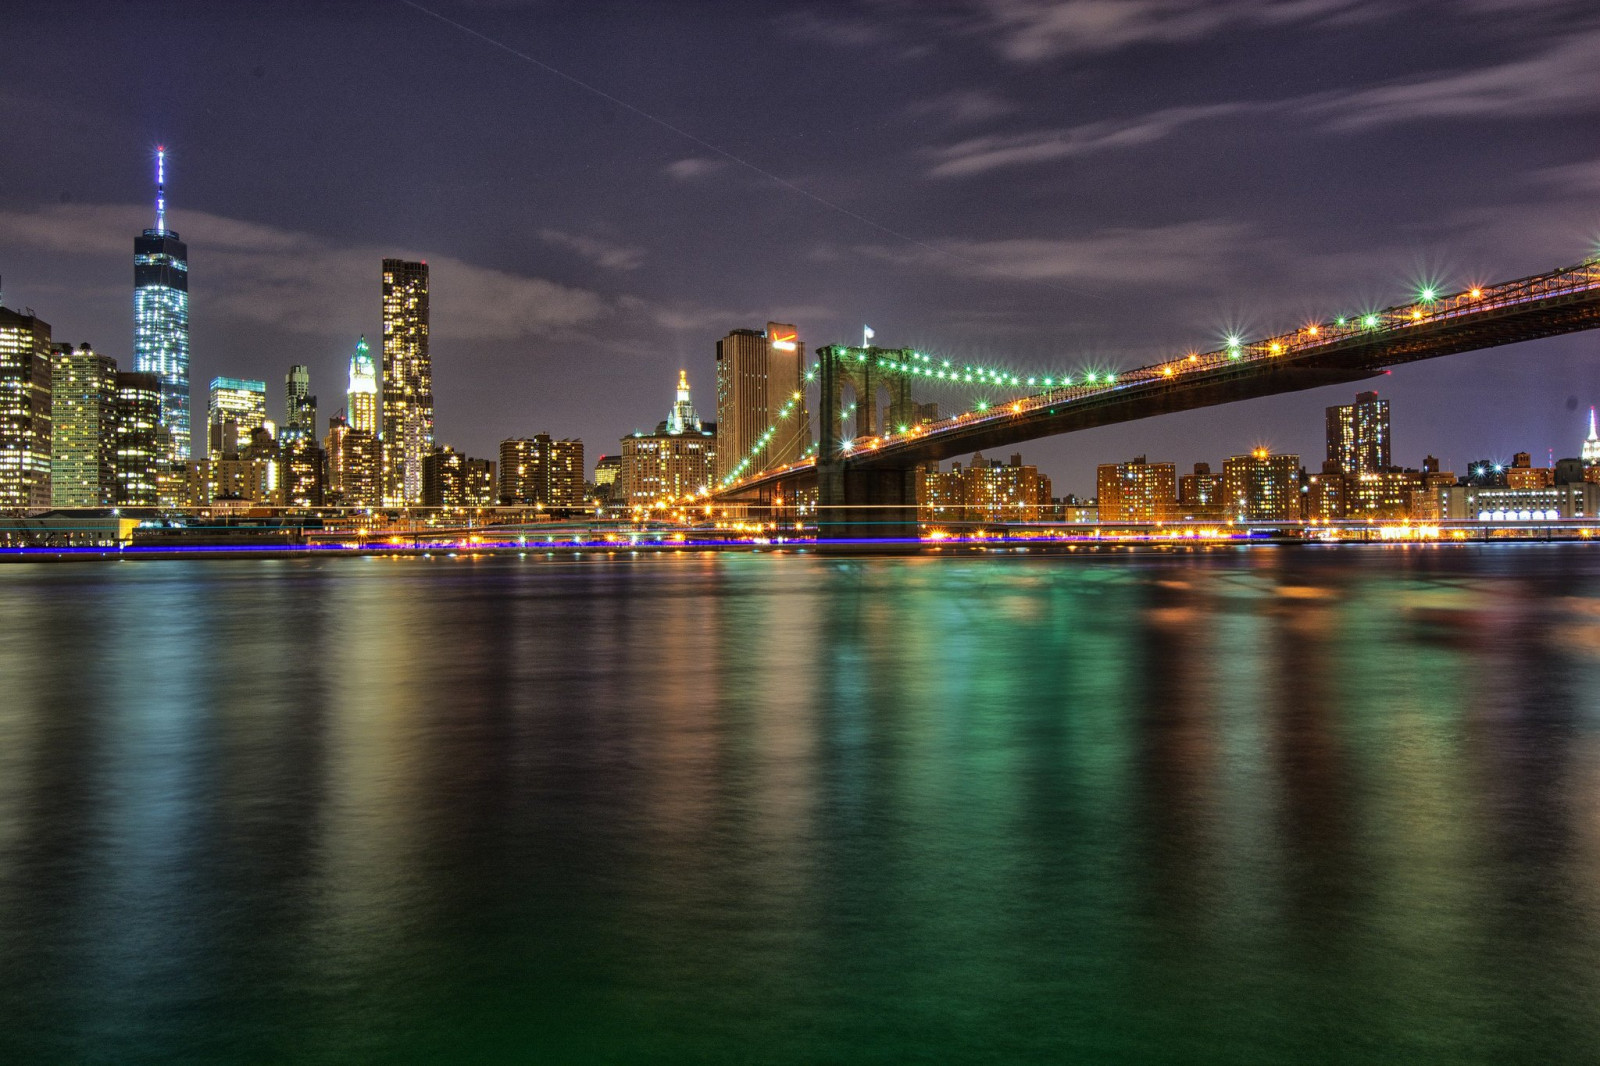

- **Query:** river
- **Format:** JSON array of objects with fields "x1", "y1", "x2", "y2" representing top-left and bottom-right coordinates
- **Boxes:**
[{"x1": 1, "y1": 546, "x2": 1598, "y2": 1063}]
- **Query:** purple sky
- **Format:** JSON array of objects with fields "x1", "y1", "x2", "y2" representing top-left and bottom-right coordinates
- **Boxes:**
[{"x1": 4, "y1": 0, "x2": 1599, "y2": 494}]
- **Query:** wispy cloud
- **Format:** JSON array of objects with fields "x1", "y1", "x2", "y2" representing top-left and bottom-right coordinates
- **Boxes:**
[
  {"x1": 970, "y1": 0, "x2": 1379, "y2": 60},
  {"x1": 777, "y1": 8, "x2": 895, "y2": 48},
  {"x1": 1311, "y1": 26, "x2": 1600, "y2": 128},
  {"x1": 539, "y1": 228, "x2": 645, "y2": 271},
  {"x1": 923, "y1": 22, "x2": 1600, "y2": 177},
  {"x1": 663, "y1": 157, "x2": 726, "y2": 181},
  {"x1": 859, "y1": 220, "x2": 1253, "y2": 284},
  {"x1": 0, "y1": 203, "x2": 606, "y2": 342},
  {"x1": 926, "y1": 104, "x2": 1252, "y2": 177},
  {"x1": 907, "y1": 89, "x2": 1018, "y2": 126}
]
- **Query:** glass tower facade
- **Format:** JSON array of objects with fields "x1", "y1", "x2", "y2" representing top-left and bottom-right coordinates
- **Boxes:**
[{"x1": 134, "y1": 147, "x2": 190, "y2": 461}]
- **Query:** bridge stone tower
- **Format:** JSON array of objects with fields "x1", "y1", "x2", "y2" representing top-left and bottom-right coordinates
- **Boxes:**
[{"x1": 817, "y1": 344, "x2": 922, "y2": 540}]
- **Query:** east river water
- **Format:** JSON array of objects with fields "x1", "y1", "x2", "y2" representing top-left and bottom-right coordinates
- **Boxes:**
[{"x1": 2, "y1": 546, "x2": 1599, "y2": 1064}]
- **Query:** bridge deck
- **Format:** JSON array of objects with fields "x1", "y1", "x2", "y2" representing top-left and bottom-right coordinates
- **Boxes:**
[{"x1": 716, "y1": 256, "x2": 1600, "y2": 499}]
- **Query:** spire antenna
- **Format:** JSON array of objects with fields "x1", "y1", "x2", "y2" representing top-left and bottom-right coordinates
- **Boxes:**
[{"x1": 155, "y1": 145, "x2": 166, "y2": 232}]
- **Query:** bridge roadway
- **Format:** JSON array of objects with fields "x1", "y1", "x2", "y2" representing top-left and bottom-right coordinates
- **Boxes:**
[{"x1": 716, "y1": 255, "x2": 1600, "y2": 538}]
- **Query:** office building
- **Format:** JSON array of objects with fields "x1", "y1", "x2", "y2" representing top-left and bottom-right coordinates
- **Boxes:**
[
  {"x1": 50, "y1": 343, "x2": 118, "y2": 507},
  {"x1": 548, "y1": 438, "x2": 584, "y2": 508},
  {"x1": 499, "y1": 434, "x2": 584, "y2": 508},
  {"x1": 1304, "y1": 461, "x2": 1348, "y2": 521},
  {"x1": 282, "y1": 432, "x2": 324, "y2": 507},
  {"x1": 284, "y1": 364, "x2": 316, "y2": 439},
  {"x1": 1096, "y1": 456, "x2": 1176, "y2": 522},
  {"x1": 381, "y1": 260, "x2": 432, "y2": 505},
  {"x1": 134, "y1": 147, "x2": 191, "y2": 460},
  {"x1": 325, "y1": 413, "x2": 349, "y2": 497},
  {"x1": 1440, "y1": 483, "x2": 1600, "y2": 521},
  {"x1": 208, "y1": 377, "x2": 267, "y2": 457},
  {"x1": 114, "y1": 371, "x2": 161, "y2": 505},
  {"x1": 0, "y1": 305, "x2": 53, "y2": 510},
  {"x1": 714, "y1": 322, "x2": 809, "y2": 483},
  {"x1": 346, "y1": 335, "x2": 378, "y2": 435},
  {"x1": 499, "y1": 437, "x2": 547, "y2": 506},
  {"x1": 1222, "y1": 450, "x2": 1299, "y2": 521},
  {"x1": 343, "y1": 428, "x2": 382, "y2": 508},
  {"x1": 593, "y1": 454, "x2": 622, "y2": 504},
  {"x1": 1346, "y1": 470, "x2": 1424, "y2": 520},
  {"x1": 1176, "y1": 462, "x2": 1224, "y2": 520},
  {"x1": 1326, "y1": 390, "x2": 1390, "y2": 475},
  {"x1": 620, "y1": 371, "x2": 717, "y2": 506}
]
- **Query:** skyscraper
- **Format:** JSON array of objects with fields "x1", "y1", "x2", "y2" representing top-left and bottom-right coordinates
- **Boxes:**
[
  {"x1": 208, "y1": 377, "x2": 267, "y2": 457},
  {"x1": 114, "y1": 371, "x2": 161, "y2": 505},
  {"x1": 134, "y1": 146, "x2": 191, "y2": 461},
  {"x1": 381, "y1": 260, "x2": 432, "y2": 505},
  {"x1": 0, "y1": 305, "x2": 53, "y2": 510},
  {"x1": 1325, "y1": 390, "x2": 1390, "y2": 475},
  {"x1": 1583, "y1": 407, "x2": 1600, "y2": 467},
  {"x1": 50, "y1": 343, "x2": 119, "y2": 507},
  {"x1": 284, "y1": 364, "x2": 316, "y2": 439},
  {"x1": 715, "y1": 322, "x2": 809, "y2": 483},
  {"x1": 346, "y1": 335, "x2": 378, "y2": 434}
]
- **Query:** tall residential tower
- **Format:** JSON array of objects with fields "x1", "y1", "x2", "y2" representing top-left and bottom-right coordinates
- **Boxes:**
[
  {"x1": 381, "y1": 260, "x2": 432, "y2": 505},
  {"x1": 1326, "y1": 390, "x2": 1390, "y2": 475},
  {"x1": 134, "y1": 146, "x2": 191, "y2": 460}
]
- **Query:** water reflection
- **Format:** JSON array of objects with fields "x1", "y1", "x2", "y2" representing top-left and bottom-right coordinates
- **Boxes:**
[{"x1": 0, "y1": 548, "x2": 1598, "y2": 1063}]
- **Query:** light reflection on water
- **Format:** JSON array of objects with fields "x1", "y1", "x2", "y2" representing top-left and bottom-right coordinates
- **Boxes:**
[{"x1": 1, "y1": 547, "x2": 1598, "y2": 1064}]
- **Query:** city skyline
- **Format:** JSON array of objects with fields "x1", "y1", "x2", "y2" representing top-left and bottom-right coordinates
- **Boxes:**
[{"x1": 4, "y1": 3, "x2": 1600, "y2": 495}]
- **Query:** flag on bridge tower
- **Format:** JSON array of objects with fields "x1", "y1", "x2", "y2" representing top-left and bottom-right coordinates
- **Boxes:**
[{"x1": 863, "y1": 325, "x2": 875, "y2": 347}]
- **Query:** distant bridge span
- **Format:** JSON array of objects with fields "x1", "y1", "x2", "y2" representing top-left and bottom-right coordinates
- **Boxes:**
[{"x1": 714, "y1": 255, "x2": 1600, "y2": 536}]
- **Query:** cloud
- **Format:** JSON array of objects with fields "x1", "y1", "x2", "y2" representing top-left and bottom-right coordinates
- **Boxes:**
[
  {"x1": 776, "y1": 9, "x2": 894, "y2": 48},
  {"x1": 859, "y1": 220, "x2": 1253, "y2": 284},
  {"x1": 925, "y1": 103, "x2": 1252, "y2": 177},
  {"x1": 907, "y1": 89, "x2": 1018, "y2": 126},
  {"x1": 663, "y1": 157, "x2": 726, "y2": 181},
  {"x1": 1311, "y1": 26, "x2": 1600, "y2": 129},
  {"x1": 0, "y1": 203, "x2": 606, "y2": 342},
  {"x1": 923, "y1": 23, "x2": 1600, "y2": 177},
  {"x1": 969, "y1": 0, "x2": 1378, "y2": 60},
  {"x1": 539, "y1": 228, "x2": 645, "y2": 271}
]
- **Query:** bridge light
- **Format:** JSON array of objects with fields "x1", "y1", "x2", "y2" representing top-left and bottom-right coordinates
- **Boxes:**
[
  {"x1": 1336, "y1": 317, "x2": 1347, "y2": 326},
  {"x1": 1188, "y1": 353, "x2": 1198, "y2": 362},
  {"x1": 976, "y1": 401, "x2": 989, "y2": 412},
  {"x1": 1364, "y1": 314, "x2": 1379, "y2": 327},
  {"x1": 1163, "y1": 367, "x2": 1174, "y2": 377},
  {"x1": 1226, "y1": 333, "x2": 1241, "y2": 347},
  {"x1": 1306, "y1": 325, "x2": 1319, "y2": 337},
  {"x1": 1420, "y1": 287, "x2": 1436, "y2": 302},
  {"x1": 1269, "y1": 342, "x2": 1282, "y2": 354},
  {"x1": 1470, "y1": 287, "x2": 1483, "y2": 298},
  {"x1": 1411, "y1": 309, "x2": 1422, "y2": 320}
]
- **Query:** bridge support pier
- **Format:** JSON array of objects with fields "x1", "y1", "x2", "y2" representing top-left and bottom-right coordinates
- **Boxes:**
[{"x1": 817, "y1": 461, "x2": 919, "y2": 541}]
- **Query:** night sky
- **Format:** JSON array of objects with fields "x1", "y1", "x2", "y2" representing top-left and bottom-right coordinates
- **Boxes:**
[{"x1": 4, "y1": 0, "x2": 1598, "y2": 494}]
